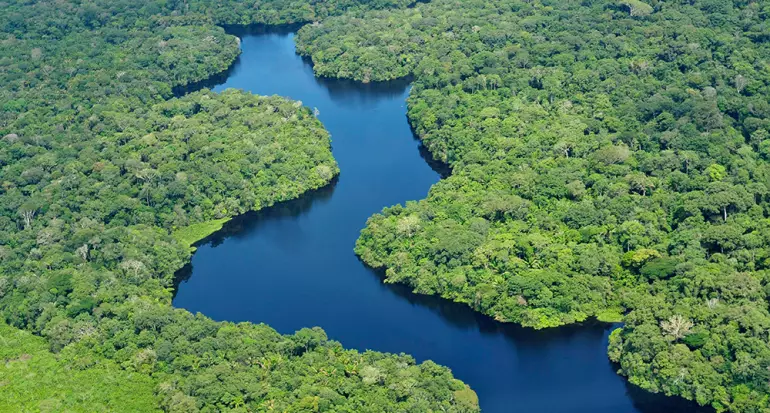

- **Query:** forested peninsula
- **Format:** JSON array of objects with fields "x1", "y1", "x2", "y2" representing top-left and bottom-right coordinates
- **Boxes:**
[
  {"x1": 294, "y1": 0, "x2": 770, "y2": 412},
  {"x1": 0, "y1": 0, "x2": 477, "y2": 412},
  {"x1": 5, "y1": 0, "x2": 770, "y2": 412}
]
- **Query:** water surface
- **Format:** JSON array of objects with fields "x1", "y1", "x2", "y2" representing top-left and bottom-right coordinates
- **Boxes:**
[{"x1": 173, "y1": 29, "x2": 708, "y2": 413}]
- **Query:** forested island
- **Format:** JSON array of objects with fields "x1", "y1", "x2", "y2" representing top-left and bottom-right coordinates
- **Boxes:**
[
  {"x1": 296, "y1": 0, "x2": 770, "y2": 411},
  {"x1": 2, "y1": 0, "x2": 770, "y2": 412},
  {"x1": 0, "y1": 0, "x2": 476, "y2": 412}
]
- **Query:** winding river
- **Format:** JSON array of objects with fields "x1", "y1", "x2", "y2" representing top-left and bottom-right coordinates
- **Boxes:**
[{"x1": 173, "y1": 27, "x2": 708, "y2": 413}]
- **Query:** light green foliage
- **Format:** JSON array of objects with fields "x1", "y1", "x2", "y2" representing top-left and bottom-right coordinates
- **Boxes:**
[
  {"x1": 596, "y1": 308, "x2": 624, "y2": 323},
  {"x1": 0, "y1": 322, "x2": 160, "y2": 412},
  {"x1": 0, "y1": 0, "x2": 477, "y2": 412},
  {"x1": 619, "y1": 0, "x2": 654, "y2": 17},
  {"x1": 297, "y1": 0, "x2": 770, "y2": 411},
  {"x1": 454, "y1": 385, "x2": 480, "y2": 410},
  {"x1": 173, "y1": 218, "x2": 230, "y2": 250}
]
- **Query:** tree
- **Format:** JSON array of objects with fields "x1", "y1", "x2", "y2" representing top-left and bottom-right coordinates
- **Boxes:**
[
  {"x1": 703, "y1": 182, "x2": 751, "y2": 221},
  {"x1": 706, "y1": 163, "x2": 727, "y2": 182},
  {"x1": 119, "y1": 259, "x2": 147, "y2": 280},
  {"x1": 396, "y1": 215, "x2": 421, "y2": 236},
  {"x1": 19, "y1": 208, "x2": 35, "y2": 230},
  {"x1": 619, "y1": 0, "x2": 653, "y2": 17},
  {"x1": 661, "y1": 315, "x2": 693, "y2": 341},
  {"x1": 76, "y1": 244, "x2": 89, "y2": 262},
  {"x1": 625, "y1": 173, "x2": 655, "y2": 196}
]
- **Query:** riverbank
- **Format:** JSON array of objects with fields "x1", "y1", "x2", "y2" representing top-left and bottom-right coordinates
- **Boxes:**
[
  {"x1": 173, "y1": 29, "x2": 707, "y2": 413},
  {"x1": 0, "y1": 1, "x2": 477, "y2": 409}
]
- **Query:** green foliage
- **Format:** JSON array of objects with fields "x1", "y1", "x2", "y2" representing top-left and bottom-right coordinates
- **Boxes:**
[
  {"x1": 0, "y1": 322, "x2": 161, "y2": 412},
  {"x1": 454, "y1": 385, "x2": 480, "y2": 411},
  {"x1": 297, "y1": 0, "x2": 770, "y2": 411},
  {"x1": 0, "y1": 0, "x2": 477, "y2": 412},
  {"x1": 596, "y1": 308, "x2": 624, "y2": 323},
  {"x1": 639, "y1": 258, "x2": 678, "y2": 280},
  {"x1": 173, "y1": 218, "x2": 230, "y2": 250},
  {"x1": 619, "y1": 0, "x2": 654, "y2": 17},
  {"x1": 682, "y1": 331, "x2": 709, "y2": 350}
]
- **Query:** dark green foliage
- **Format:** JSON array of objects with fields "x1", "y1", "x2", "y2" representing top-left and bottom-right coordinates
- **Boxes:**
[
  {"x1": 683, "y1": 332, "x2": 709, "y2": 350},
  {"x1": 0, "y1": 0, "x2": 477, "y2": 411},
  {"x1": 296, "y1": 0, "x2": 770, "y2": 411},
  {"x1": 47, "y1": 273, "x2": 73, "y2": 296},
  {"x1": 639, "y1": 258, "x2": 678, "y2": 281}
]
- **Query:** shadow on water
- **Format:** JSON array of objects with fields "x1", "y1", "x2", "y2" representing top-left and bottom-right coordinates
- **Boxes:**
[
  {"x1": 173, "y1": 177, "x2": 338, "y2": 296},
  {"x1": 366, "y1": 265, "x2": 711, "y2": 413},
  {"x1": 201, "y1": 177, "x2": 336, "y2": 248},
  {"x1": 365, "y1": 264, "x2": 613, "y2": 343},
  {"x1": 409, "y1": 121, "x2": 453, "y2": 178},
  {"x1": 222, "y1": 23, "x2": 304, "y2": 37},
  {"x1": 172, "y1": 57, "x2": 241, "y2": 97},
  {"x1": 308, "y1": 65, "x2": 414, "y2": 107},
  {"x1": 625, "y1": 381, "x2": 714, "y2": 413}
]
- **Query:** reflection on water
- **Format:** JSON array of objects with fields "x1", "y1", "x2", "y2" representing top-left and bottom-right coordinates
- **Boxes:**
[
  {"x1": 172, "y1": 29, "x2": 709, "y2": 413},
  {"x1": 311, "y1": 71, "x2": 414, "y2": 108},
  {"x1": 202, "y1": 178, "x2": 336, "y2": 249},
  {"x1": 173, "y1": 178, "x2": 338, "y2": 295}
]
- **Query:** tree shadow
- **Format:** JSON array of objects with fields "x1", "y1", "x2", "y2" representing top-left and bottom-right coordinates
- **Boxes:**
[
  {"x1": 624, "y1": 379, "x2": 714, "y2": 413},
  {"x1": 172, "y1": 177, "x2": 338, "y2": 297},
  {"x1": 363, "y1": 264, "x2": 711, "y2": 413}
]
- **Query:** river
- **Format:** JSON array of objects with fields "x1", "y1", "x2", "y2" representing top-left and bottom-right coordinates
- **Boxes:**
[{"x1": 172, "y1": 27, "x2": 708, "y2": 413}]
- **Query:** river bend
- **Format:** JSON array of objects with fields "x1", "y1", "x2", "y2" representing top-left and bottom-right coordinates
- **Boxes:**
[{"x1": 173, "y1": 28, "x2": 707, "y2": 413}]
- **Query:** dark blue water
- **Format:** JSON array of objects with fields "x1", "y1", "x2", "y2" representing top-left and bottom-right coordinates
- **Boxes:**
[{"x1": 173, "y1": 29, "x2": 708, "y2": 413}]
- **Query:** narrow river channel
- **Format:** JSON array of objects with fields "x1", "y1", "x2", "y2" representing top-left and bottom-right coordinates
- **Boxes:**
[{"x1": 173, "y1": 27, "x2": 708, "y2": 413}]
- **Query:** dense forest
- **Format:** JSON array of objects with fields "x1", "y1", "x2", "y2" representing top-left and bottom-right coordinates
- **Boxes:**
[
  {"x1": 1, "y1": 321, "x2": 161, "y2": 411},
  {"x1": 296, "y1": 0, "x2": 770, "y2": 411},
  {"x1": 5, "y1": 0, "x2": 770, "y2": 411},
  {"x1": 0, "y1": 0, "x2": 477, "y2": 412}
]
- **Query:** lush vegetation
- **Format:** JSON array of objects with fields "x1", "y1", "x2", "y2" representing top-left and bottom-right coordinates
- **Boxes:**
[
  {"x1": 0, "y1": 321, "x2": 161, "y2": 412},
  {"x1": 0, "y1": 0, "x2": 477, "y2": 411},
  {"x1": 189, "y1": 0, "x2": 417, "y2": 26},
  {"x1": 296, "y1": 0, "x2": 770, "y2": 411},
  {"x1": 173, "y1": 218, "x2": 231, "y2": 250}
]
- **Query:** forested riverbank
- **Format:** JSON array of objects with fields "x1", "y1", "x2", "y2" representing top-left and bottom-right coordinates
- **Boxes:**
[
  {"x1": 4, "y1": 0, "x2": 770, "y2": 411},
  {"x1": 0, "y1": 1, "x2": 477, "y2": 411},
  {"x1": 295, "y1": 0, "x2": 770, "y2": 411}
]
